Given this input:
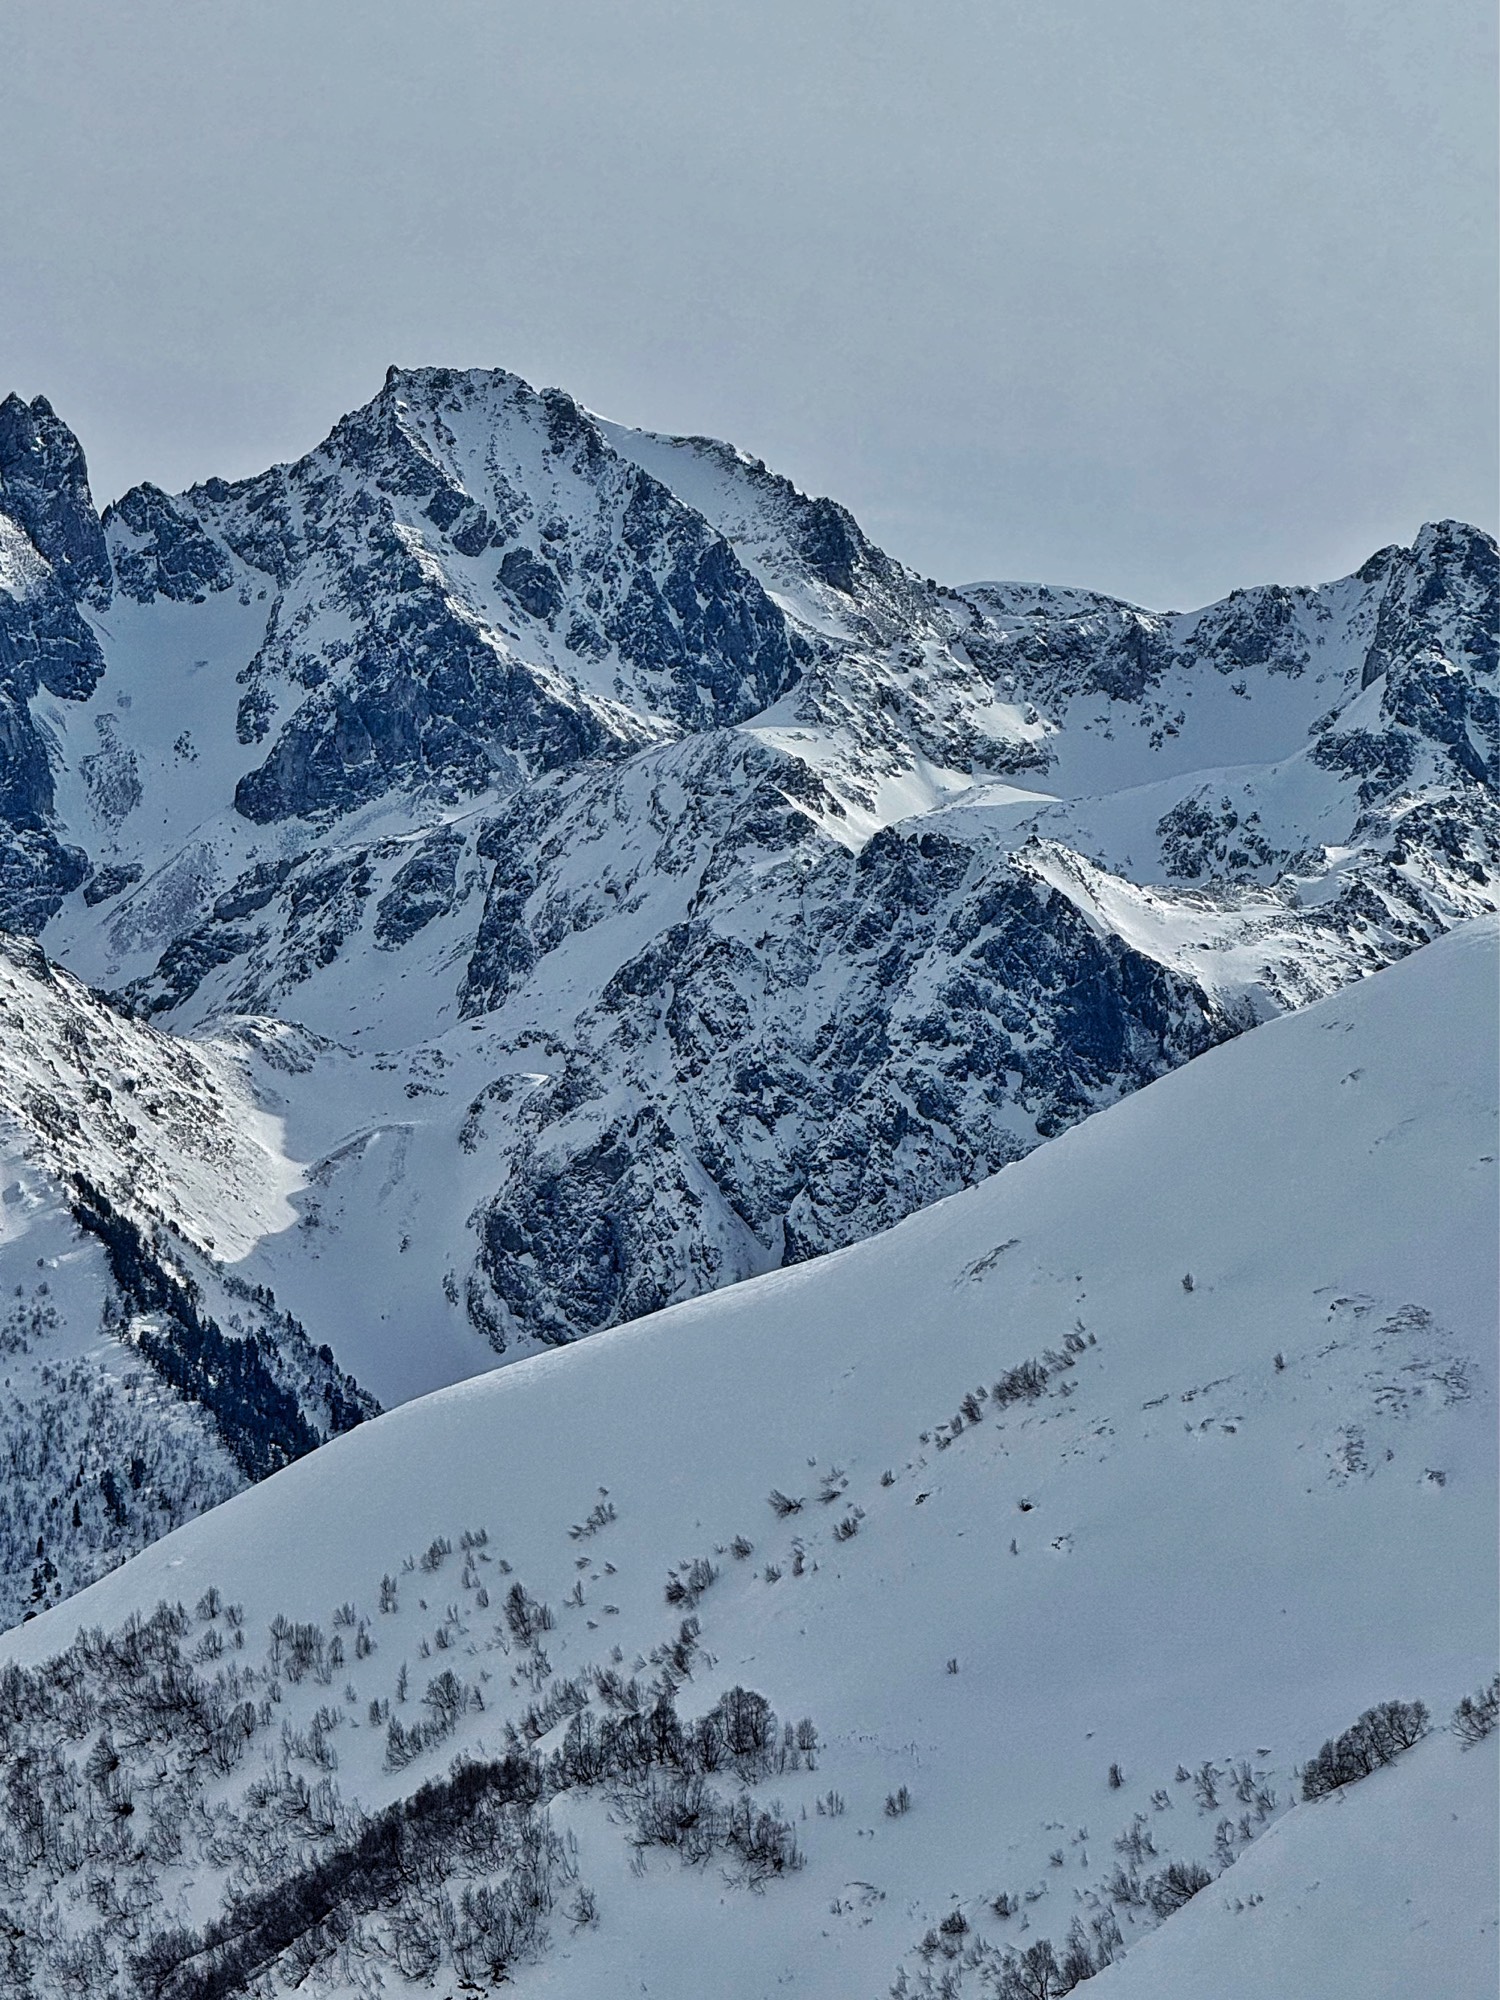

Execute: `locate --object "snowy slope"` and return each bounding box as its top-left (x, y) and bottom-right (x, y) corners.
top-left (0, 931), bottom-right (299, 1260)
top-left (0, 932), bottom-right (374, 1626)
top-left (1086, 1728), bottom-right (1497, 2000)
top-left (2, 919), bottom-right (1492, 1998)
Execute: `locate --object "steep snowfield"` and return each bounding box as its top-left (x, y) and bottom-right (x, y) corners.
top-left (1088, 1729), bottom-right (1497, 2000)
top-left (0, 930), bottom-right (300, 1262)
top-left (4, 919), bottom-right (1492, 1998)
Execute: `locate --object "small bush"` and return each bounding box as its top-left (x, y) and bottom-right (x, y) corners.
top-left (993, 1939), bottom-right (1063, 1999)
top-left (1113, 1814), bottom-right (1155, 1864)
top-left (1452, 1676), bottom-right (1499, 1746)
top-left (884, 1785), bottom-right (912, 1817)
top-left (664, 1556), bottom-right (718, 1610)
top-left (503, 1581), bottom-right (555, 1646)
top-left (993, 1360), bottom-right (1048, 1407)
top-left (725, 1793), bottom-right (802, 1883)
top-left (568, 1885), bottom-right (599, 1928)
top-left (1145, 1858), bottom-right (1213, 1916)
top-left (569, 1500), bottom-right (617, 1540)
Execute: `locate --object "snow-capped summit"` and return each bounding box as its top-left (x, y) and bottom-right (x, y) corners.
top-left (106, 363), bottom-right (805, 830)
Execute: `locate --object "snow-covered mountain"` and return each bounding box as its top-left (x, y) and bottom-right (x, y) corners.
top-left (1, 919), bottom-right (1492, 1998)
top-left (0, 930), bottom-right (374, 1628)
top-left (0, 364), bottom-right (1495, 1605)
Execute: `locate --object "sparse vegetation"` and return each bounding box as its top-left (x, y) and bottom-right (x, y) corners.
top-left (991, 1359), bottom-right (1049, 1407)
top-left (569, 1498), bottom-right (617, 1540)
top-left (664, 1556), bottom-right (719, 1610)
top-left (0, 1569), bottom-right (817, 1998)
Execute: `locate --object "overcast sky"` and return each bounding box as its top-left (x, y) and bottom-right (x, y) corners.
top-left (1, 0), bottom-right (1493, 608)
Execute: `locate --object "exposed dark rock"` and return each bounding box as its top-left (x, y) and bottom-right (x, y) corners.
top-left (0, 825), bottom-right (88, 933)
top-left (0, 393), bottom-right (111, 607)
top-left (498, 546), bottom-right (563, 621)
top-left (82, 860), bottom-right (144, 906)
top-left (107, 483), bottom-right (235, 601)
top-left (374, 827), bottom-right (466, 946)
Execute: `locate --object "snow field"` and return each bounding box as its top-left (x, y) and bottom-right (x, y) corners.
top-left (4, 919), bottom-right (1492, 1996)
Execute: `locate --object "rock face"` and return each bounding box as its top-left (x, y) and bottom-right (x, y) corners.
top-left (100, 367), bottom-right (803, 829)
top-left (0, 397), bottom-right (109, 931)
top-left (0, 393), bottom-right (112, 608)
top-left (0, 364), bottom-right (1495, 1384)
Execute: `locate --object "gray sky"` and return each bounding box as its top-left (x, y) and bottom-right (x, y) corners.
top-left (1, 0), bottom-right (1494, 608)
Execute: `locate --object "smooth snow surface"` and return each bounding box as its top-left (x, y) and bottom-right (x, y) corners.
top-left (7, 920), bottom-right (1494, 1998)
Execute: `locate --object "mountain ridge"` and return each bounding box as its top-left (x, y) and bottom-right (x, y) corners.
top-left (0, 361), bottom-right (1493, 1594)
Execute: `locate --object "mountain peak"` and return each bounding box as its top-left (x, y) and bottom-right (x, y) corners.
top-left (0, 391), bottom-right (111, 606)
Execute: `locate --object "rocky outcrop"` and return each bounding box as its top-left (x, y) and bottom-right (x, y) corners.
top-left (0, 393), bottom-right (111, 609)
top-left (0, 405), bottom-right (108, 930)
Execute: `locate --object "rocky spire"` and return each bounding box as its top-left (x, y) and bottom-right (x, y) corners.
top-left (0, 393), bottom-right (111, 607)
